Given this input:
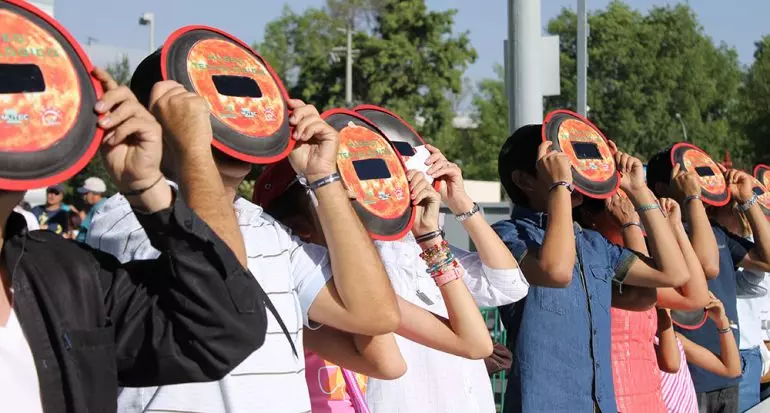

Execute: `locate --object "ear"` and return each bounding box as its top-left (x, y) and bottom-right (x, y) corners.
top-left (511, 170), bottom-right (536, 194)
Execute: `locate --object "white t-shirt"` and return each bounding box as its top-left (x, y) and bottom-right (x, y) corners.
top-left (86, 193), bottom-right (332, 413)
top-left (0, 311), bottom-right (44, 413)
top-left (736, 236), bottom-right (770, 350)
top-left (14, 206), bottom-right (40, 231)
top-left (366, 234), bottom-right (529, 413)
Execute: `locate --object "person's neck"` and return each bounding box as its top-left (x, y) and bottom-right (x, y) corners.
top-left (47, 203), bottom-right (61, 211)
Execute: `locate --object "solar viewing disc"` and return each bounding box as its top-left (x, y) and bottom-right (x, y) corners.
top-left (323, 108), bottom-right (414, 241)
top-left (753, 165), bottom-right (770, 218)
top-left (670, 309), bottom-right (709, 330)
top-left (542, 110), bottom-right (619, 199)
top-left (670, 143), bottom-right (730, 207)
top-left (0, 0), bottom-right (103, 190)
top-left (130, 25), bottom-right (292, 164)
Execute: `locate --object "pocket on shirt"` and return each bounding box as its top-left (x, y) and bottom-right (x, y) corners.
top-left (536, 285), bottom-right (575, 315)
top-left (589, 265), bottom-right (612, 311)
top-left (63, 326), bottom-right (118, 411)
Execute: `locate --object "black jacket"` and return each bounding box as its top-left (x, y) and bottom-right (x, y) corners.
top-left (3, 194), bottom-right (268, 413)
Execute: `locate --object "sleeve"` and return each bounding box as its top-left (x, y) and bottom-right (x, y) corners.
top-left (284, 230), bottom-right (333, 328)
top-left (84, 195), bottom-right (161, 263)
top-left (93, 193), bottom-right (267, 387)
top-left (604, 238), bottom-right (638, 284)
top-left (451, 246), bottom-right (529, 308)
top-left (735, 267), bottom-right (768, 298)
top-left (491, 221), bottom-right (538, 263)
top-left (723, 228), bottom-right (753, 266)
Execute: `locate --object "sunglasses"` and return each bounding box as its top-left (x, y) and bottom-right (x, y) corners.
top-left (47, 190), bottom-right (61, 195)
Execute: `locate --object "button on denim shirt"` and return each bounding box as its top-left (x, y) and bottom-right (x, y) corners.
top-left (493, 206), bottom-right (637, 413)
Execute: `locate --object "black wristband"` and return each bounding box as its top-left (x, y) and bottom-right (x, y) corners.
top-left (123, 175), bottom-right (164, 197)
top-left (415, 229), bottom-right (444, 244)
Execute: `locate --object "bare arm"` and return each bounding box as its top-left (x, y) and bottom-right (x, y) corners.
top-left (677, 294), bottom-right (741, 378)
top-left (657, 211), bottom-right (710, 310)
top-left (655, 309), bottom-right (681, 374)
top-left (304, 327), bottom-right (406, 380)
top-left (524, 186), bottom-right (576, 287)
top-left (739, 203), bottom-right (770, 272)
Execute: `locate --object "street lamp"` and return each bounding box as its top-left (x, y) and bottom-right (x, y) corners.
top-left (138, 12), bottom-right (155, 54)
top-left (675, 113), bottom-right (689, 143)
top-left (330, 26), bottom-right (359, 106)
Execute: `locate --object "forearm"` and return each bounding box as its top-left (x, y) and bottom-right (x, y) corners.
top-left (655, 326), bottom-right (681, 373)
top-left (176, 148), bottom-right (247, 266)
top-left (685, 199), bottom-right (720, 277)
top-left (715, 318), bottom-right (742, 377)
top-left (670, 221), bottom-right (710, 308)
top-left (449, 195), bottom-right (517, 269)
top-left (621, 225), bottom-right (648, 255)
top-left (304, 327), bottom-right (406, 380)
top-left (630, 190), bottom-right (689, 286)
top-left (314, 181), bottom-right (398, 332)
top-left (747, 204), bottom-right (770, 264)
top-left (538, 188), bottom-right (576, 282)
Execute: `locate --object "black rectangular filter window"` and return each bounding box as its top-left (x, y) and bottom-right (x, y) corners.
top-left (695, 166), bottom-right (716, 177)
top-left (0, 64), bottom-right (45, 93)
top-left (212, 75), bottom-right (262, 98)
top-left (572, 142), bottom-right (603, 160)
top-left (754, 187), bottom-right (765, 197)
top-left (353, 158), bottom-right (391, 181)
top-left (392, 141), bottom-right (416, 157)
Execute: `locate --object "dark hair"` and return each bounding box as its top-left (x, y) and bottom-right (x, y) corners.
top-left (263, 182), bottom-right (313, 222)
top-left (498, 124), bottom-right (543, 206)
top-left (645, 145), bottom-right (674, 197)
top-left (129, 49), bottom-right (163, 109)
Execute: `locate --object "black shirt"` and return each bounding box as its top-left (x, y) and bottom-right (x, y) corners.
top-left (3, 193), bottom-right (269, 413)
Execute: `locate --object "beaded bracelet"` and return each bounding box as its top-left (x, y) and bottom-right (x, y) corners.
top-left (419, 240), bottom-right (450, 261)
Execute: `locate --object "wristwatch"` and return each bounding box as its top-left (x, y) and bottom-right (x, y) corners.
top-left (455, 202), bottom-right (481, 222)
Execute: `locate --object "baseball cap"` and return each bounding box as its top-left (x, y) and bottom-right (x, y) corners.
top-left (77, 177), bottom-right (107, 194)
top-left (47, 184), bottom-right (65, 193)
top-left (252, 159), bottom-right (298, 211)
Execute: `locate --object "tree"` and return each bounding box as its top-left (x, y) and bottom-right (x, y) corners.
top-left (105, 54), bottom-right (131, 86)
top-left (255, 0), bottom-right (477, 152)
top-left (739, 36), bottom-right (770, 165)
top-left (545, 2), bottom-right (746, 164)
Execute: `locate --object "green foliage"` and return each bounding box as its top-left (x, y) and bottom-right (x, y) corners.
top-left (740, 36), bottom-right (770, 165)
top-left (255, 0), bottom-right (477, 153)
top-left (105, 54), bottom-right (132, 86)
top-left (545, 2), bottom-right (745, 165)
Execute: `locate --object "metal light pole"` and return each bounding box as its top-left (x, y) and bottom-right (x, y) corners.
top-left (332, 25), bottom-right (359, 106)
top-left (507, 0), bottom-right (543, 130)
top-left (577, 0), bottom-right (588, 116)
top-left (139, 12), bottom-right (155, 54)
top-left (675, 113), bottom-right (689, 143)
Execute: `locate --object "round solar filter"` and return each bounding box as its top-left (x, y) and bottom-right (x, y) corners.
top-left (670, 143), bottom-right (730, 207)
top-left (542, 110), bottom-right (619, 199)
top-left (670, 309), bottom-right (709, 330)
top-left (0, 0), bottom-right (103, 190)
top-left (323, 108), bottom-right (414, 241)
top-left (354, 104), bottom-right (440, 191)
top-left (130, 25), bottom-right (292, 164)
top-left (751, 167), bottom-right (770, 218)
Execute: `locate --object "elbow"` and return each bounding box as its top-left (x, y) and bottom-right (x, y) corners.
top-left (462, 336), bottom-right (495, 360)
top-left (726, 366), bottom-right (742, 379)
top-left (377, 358), bottom-right (407, 380)
top-left (703, 263), bottom-right (720, 280)
top-left (660, 360), bottom-right (680, 374)
top-left (665, 269), bottom-right (690, 288)
top-left (540, 266), bottom-right (574, 288)
top-left (364, 309), bottom-right (401, 336)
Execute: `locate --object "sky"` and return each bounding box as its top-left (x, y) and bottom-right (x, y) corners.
top-left (49, 0), bottom-right (770, 82)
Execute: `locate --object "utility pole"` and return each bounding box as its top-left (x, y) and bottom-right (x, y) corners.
top-left (86, 36), bottom-right (97, 46)
top-left (507, 0), bottom-right (543, 130)
top-left (675, 113), bottom-right (689, 143)
top-left (139, 12), bottom-right (155, 54)
top-left (577, 0), bottom-right (588, 116)
top-left (332, 25), bottom-right (359, 106)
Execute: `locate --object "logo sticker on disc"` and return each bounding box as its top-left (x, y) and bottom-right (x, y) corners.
top-left (0, 0), bottom-right (102, 190)
top-left (323, 109), bottom-right (414, 241)
top-left (354, 104), bottom-right (440, 191)
top-left (131, 25), bottom-right (292, 164)
top-left (753, 165), bottom-right (770, 218)
top-left (542, 110), bottom-right (619, 199)
top-left (671, 309), bottom-right (709, 330)
top-left (670, 143), bottom-right (729, 207)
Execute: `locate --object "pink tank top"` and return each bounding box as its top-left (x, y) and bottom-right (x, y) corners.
top-left (611, 308), bottom-right (667, 413)
top-left (658, 337), bottom-right (699, 413)
top-left (304, 350), bottom-right (369, 413)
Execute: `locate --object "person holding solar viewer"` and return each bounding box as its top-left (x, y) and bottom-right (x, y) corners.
top-left (647, 145), bottom-right (770, 413)
top-left (0, 65), bottom-right (273, 413)
top-left (494, 118), bottom-right (694, 413)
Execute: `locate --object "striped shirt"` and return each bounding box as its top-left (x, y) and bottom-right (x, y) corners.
top-left (657, 336), bottom-right (699, 413)
top-left (85, 192), bottom-right (332, 413)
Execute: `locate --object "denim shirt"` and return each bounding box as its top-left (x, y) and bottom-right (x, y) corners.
top-left (494, 206), bottom-right (637, 413)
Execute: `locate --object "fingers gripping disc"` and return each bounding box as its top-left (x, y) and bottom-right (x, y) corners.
top-left (670, 143), bottom-right (729, 207)
top-left (0, 0), bottom-right (102, 190)
top-left (753, 165), bottom-right (770, 218)
top-left (322, 109), bottom-right (414, 241)
top-left (671, 309), bottom-right (709, 330)
top-left (354, 105), bottom-right (440, 191)
top-left (542, 110), bottom-right (619, 199)
top-left (132, 25), bottom-right (292, 164)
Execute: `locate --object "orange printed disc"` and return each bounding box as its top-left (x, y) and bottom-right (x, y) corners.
top-left (323, 109), bottom-right (413, 240)
top-left (671, 143), bottom-right (729, 207)
top-left (753, 165), bottom-right (770, 218)
top-left (543, 110), bottom-right (619, 199)
top-left (0, 0), bottom-right (102, 190)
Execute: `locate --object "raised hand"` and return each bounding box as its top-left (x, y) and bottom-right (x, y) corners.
top-left (720, 165), bottom-right (754, 204)
top-left (423, 144), bottom-right (472, 214)
top-left (705, 291), bottom-right (729, 328)
top-left (659, 198), bottom-right (682, 225)
top-left (286, 100), bottom-right (339, 182)
top-left (408, 169), bottom-right (441, 236)
top-left (148, 81), bottom-right (213, 159)
top-left (614, 149), bottom-right (646, 195)
top-left (536, 141), bottom-right (572, 188)
top-left (92, 67), bottom-right (163, 194)
top-left (670, 163), bottom-right (701, 201)
top-left (605, 191), bottom-right (640, 226)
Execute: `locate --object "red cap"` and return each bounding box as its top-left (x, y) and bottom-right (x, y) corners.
top-left (253, 158), bottom-right (297, 210)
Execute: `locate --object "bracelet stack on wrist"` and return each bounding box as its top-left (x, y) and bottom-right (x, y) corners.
top-left (419, 240), bottom-right (463, 287)
top-left (738, 194), bottom-right (759, 212)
